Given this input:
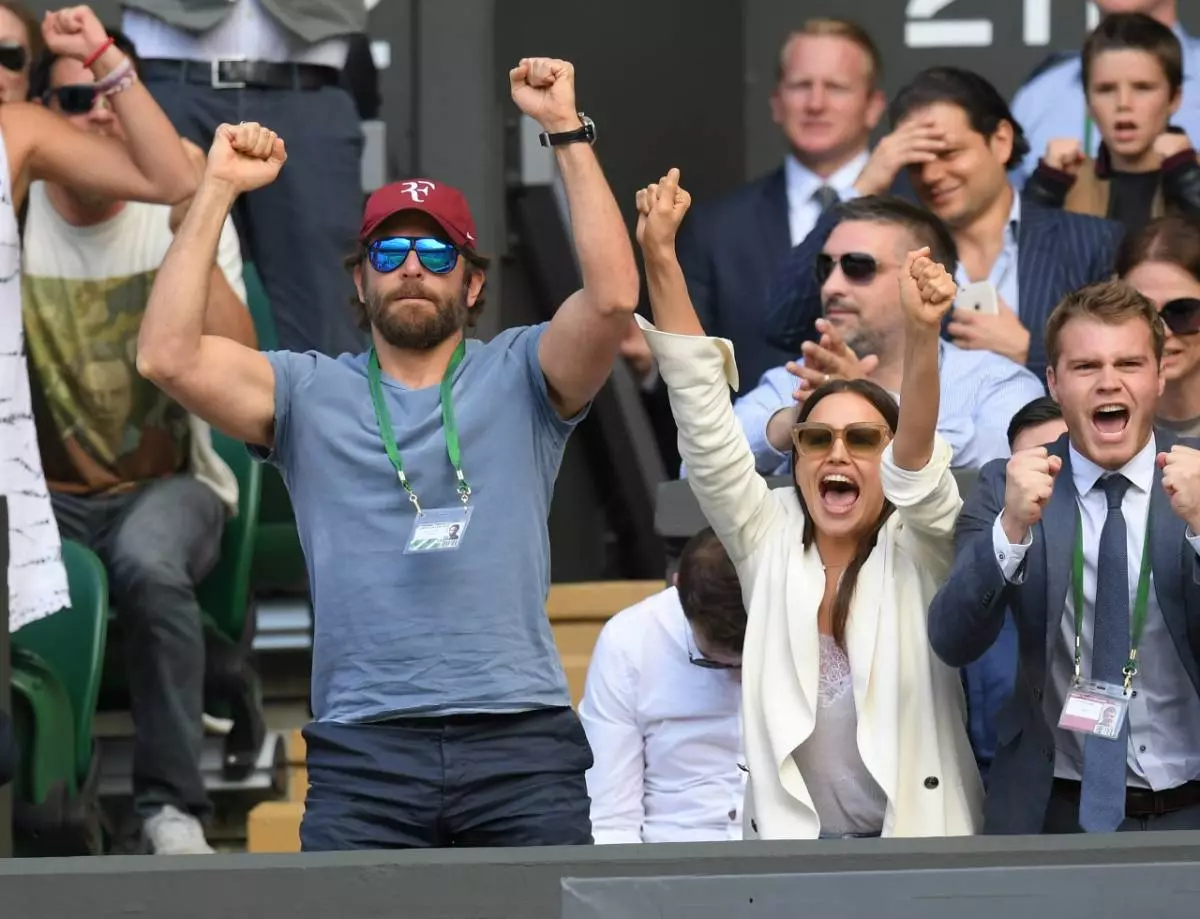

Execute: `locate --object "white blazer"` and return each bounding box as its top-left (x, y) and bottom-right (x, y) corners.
top-left (641, 318), bottom-right (983, 840)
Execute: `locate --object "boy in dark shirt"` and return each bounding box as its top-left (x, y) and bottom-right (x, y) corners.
top-left (1024, 12), bottom-right (1200, 236)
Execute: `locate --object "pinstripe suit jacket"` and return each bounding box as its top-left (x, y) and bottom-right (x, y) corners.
top-left (762, 196), bottom-right (1125, 383)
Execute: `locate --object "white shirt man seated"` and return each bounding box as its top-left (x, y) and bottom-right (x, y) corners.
top-left (579, 528), bottom-right (745, 843)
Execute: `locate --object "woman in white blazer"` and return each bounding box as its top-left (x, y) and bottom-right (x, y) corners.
top-left (633, 170), bottom-right (983, 840)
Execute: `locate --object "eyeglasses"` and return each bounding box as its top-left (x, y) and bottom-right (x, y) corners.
top-left (43, 84), bottom-right (100, 115)
top-left (791, 421), bottom-right (893, 458)
top-left (1161, 297), bottom-right (1200, 336)
top-left (815, 252), bottom-right (882, 286)
top-left (686, 630), bottom-right (740, 671)
top-left (0, 43), bottom-right (26, 74)
top-left (367, 237), bottom-right (458, 275)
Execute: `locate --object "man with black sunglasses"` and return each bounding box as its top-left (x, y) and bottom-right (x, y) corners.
top-left (137, 58), bottom-right (641, 851)
top-left (734, 196), bottom-right (1045, 478)
top-left (580, 527), bottom-right (745, 844)
top-left (21, 27), bottom-right (256, 856)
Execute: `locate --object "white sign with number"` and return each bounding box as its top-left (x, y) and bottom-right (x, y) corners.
top-left (904, 0), bottom-right (1100, 49)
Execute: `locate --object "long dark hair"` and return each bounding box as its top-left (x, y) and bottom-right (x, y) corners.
top-left (793, 378), bottom-right (900, 650)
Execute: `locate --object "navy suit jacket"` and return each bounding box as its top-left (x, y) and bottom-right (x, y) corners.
top-left (762, 195), bottom-right (1125, 383)
top-left (928, 431), bottom-right (1200, 834)
top-left (675, 168), bottom-right (796, 394)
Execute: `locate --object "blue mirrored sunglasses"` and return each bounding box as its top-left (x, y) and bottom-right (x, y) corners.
top-left (367, 236), bottom-right (459, 275)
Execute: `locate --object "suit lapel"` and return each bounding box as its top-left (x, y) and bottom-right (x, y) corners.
top-left (760, 168), bottom-right (790, 267)
top-left (1149, 429), bottom-right (1200, 691)
top-left (1040, 435), bottom-right (1077, 676)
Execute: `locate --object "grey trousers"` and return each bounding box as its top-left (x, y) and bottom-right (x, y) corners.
top-left (145, 79), bottom-right (367, 357)
top-left (52, 476), bottom-right (224, 818)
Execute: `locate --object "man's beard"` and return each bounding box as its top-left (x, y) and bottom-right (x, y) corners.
top-left (366, 278), bottom-right (470, 350)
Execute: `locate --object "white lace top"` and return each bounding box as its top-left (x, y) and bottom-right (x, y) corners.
top-left (792, 634), bottom-right (888, 837)
top-left (0, 129), bottom-right (70, 631)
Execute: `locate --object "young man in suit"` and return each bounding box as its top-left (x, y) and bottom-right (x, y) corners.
top-left (674, 18), bottom-right (886, 393)
top-left (765, 68), bottom-right (1125, 383)
top-left (929, 280), bottom-right (1200, 834)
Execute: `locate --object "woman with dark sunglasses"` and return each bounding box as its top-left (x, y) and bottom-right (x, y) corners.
top-left (1117, 216), bottom-right (1200, 438)
top-left (0, 2), bottom-right (39, 104)
top-left (1, 5), bottom-right (195, 632)
top-left (634, 169), bottom-right (982, 841)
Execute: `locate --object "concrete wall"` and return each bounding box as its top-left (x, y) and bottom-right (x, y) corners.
top-left (4, 832), bottom-right (1200, 919)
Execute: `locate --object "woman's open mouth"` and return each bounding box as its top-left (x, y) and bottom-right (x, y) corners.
top-left (1092, 403), bottom-right (1130, 439)
top-left (818, 473), bottom-right (860, 515)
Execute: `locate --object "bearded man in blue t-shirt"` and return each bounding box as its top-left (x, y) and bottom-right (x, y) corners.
top-left (135, 57), bottom-right (641, 850)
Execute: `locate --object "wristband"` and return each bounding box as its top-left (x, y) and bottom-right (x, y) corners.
top-left (83, 36), bottom-right (114, 69)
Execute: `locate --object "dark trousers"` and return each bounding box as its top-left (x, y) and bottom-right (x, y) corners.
top-left (52, 476), bottom-right (225, 818)
top-left (300, 707), bottom-right (595, 850)
top-left (1043, 779), bottom-right (1200, 832)
top-left (144, 79), bottom-right (366, 357)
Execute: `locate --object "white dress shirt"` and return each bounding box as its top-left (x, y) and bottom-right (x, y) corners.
top-left (579, 587), bottom-right (744, 844)
top-left (122, 0), bottom-right (349, 68)
top-left (784, 151), bottom-right (869, 247)
top-left (991, 435), bottom-right (1200, 791)
top-left (953, 189), bottom-right (1021, 315)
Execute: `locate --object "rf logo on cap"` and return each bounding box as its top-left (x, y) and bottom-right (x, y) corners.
top-left (399, 180), bottom-right (436, 203)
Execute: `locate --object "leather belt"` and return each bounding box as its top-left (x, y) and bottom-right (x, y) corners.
top-left (1052, 778), bottom-right (1200, 818)
top-left (140, 58), bottom-right (341, 91)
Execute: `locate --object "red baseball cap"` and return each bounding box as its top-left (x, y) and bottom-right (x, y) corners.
top-left (358, 179), bottom-right (478, 249)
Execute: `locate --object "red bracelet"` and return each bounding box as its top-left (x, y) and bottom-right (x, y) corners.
top-left (83, 36), bottom-right (114, 69)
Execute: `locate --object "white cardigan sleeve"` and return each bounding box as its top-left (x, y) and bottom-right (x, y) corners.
top-left (879, 435), bottom-right (962, 581)
top-left (638, 316), bottom-right (778, 565)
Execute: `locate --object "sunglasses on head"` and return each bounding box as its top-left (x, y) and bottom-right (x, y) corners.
top-left (0, 43), bottom-right (26, 73)
top-left (1161, 297), bottom-right (1200, 336)
top-left (791, 421), bottom-right (893, 459)
top-left (686, 631), bottom-right (740, 671)
top-left (815, 252), bottom-right (881, 287)
top-left (367, 236), bottom-right (459, 275)
top-left (43, 84), bottom-right (100, 115)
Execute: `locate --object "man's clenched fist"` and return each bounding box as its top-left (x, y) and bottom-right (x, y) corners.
top-left (1159, 445), bottom-right (1200, 533)
top-left (206, 122), bottom-right (287, 194)
top-left (509, 58), bottom-right (580, 135)
top-left (1001, 446), bottom-right (1063, 544)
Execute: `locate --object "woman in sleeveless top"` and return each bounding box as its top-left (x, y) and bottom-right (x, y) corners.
top-left (634, 169), bottom-right (983, 840)
top-left (1, 5), bottom-right (196, 630)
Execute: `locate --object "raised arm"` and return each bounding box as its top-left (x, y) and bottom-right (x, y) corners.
top-left (881, 249), bottom-right (961, 575)
top-left (636, 170), bottom-right (776, 565)
top-left (137, 123), bottom-right (283, 447)
top-left (4, 7), bottom-right (195, 206)
top-left (510, 58), bottom-right (639, 420)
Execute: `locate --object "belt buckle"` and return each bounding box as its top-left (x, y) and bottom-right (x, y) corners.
top-left (210, 57), bottom-right (247, 90)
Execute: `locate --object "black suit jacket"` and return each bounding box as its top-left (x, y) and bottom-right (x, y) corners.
top-left (674, 168), bottom-right (794, 394)
top-left (762, 195), bottom-right (1125, 382)
top-left (928, 430), bottom-right (1200, 834)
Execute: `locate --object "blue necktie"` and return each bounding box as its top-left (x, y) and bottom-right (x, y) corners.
top-left (1078, 473), bottom-right (1132, 832)
top-left (813, 186), bottom-right (839, 213)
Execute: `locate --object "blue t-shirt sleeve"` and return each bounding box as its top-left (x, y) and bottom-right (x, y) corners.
top-left (518, 322), bottom-right (590, 443)
top-left (246, 349), bottom-right (320, 470)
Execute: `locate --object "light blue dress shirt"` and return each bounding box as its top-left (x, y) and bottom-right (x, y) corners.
top-left (954, 190), bottom-right (1022, 315)
top-left (732, 339), bottom-right (1045, 476)
top-left (1011, 24), bottom-right (1200, 187)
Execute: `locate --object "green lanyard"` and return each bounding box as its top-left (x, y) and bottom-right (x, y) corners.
top-left (1071, 501), bottom-right (1153, 694)
top-left (1083, 116), bottom-right (1094, 157)
top-left (366, 340), bottom-right (471, 514)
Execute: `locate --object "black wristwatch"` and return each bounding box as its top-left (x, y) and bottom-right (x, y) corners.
top-left (539, 113), bottom-right (596, 148)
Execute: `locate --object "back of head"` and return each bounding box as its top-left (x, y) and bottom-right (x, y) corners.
top-left (1116, 214), bottom-right (1200, 280)
top-left (1006, 395), bottom-right (1064, 449)
top-left (888, 66), bottom-right (1030, 169)
top-left (676, 528), bottom-right (745, 655)
top-left (1083, 12), bottom-right (1183, 95)
top-left (833, 195), bottom-right (959, 275)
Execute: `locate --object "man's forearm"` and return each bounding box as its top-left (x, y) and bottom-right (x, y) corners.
top-left (556, 144), bottom-right (639, 313)
top-left (202, 266), bottom-right (258, 348)
top-left (643, 246), bottom-right (706, 337)
top-left (138, 178), bottom-right (237, 381)
top-left (891, 323), bottom-right (941, 470)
